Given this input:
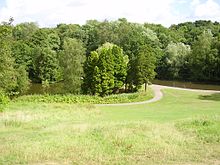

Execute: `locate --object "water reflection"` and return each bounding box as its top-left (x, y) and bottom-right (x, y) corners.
top-left (26, 83), bottom-right (64, 95)
top-left (26, 80), bottom-right (220, 95)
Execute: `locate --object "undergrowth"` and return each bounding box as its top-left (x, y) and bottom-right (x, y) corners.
top-left (13, 89), bottom-right (153, 104)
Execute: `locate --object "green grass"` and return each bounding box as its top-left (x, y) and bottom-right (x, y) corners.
top-left (0, 89), bottom-right (220, 164)
top-left (100, 89), bottom-right (220, 122)
top-left (14, 88), bottom-right (153, 104)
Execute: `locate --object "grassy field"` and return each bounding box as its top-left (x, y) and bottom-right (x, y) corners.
top-left (0, 89), bottom-right (220, 164)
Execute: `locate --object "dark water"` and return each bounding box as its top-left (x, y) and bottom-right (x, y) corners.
top-left (26, 83), bottom-right (64, 95)
top-left (26, 80), bottom-right (220, 95)
top-left (152, 80), bottom-right (220, 91)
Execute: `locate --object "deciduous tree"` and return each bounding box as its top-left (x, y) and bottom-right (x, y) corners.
top-left (60, 38), bottom-right (85, 94)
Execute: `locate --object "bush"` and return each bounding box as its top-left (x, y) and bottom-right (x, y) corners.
top-left (14, 89), bottom-right (153, 104)
top-left (0, 90), bottom-right (9, 112)
top-left (16, 65), bottom-right (30, 94)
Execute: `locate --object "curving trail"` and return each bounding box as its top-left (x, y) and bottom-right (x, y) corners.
top-left (96, 84), bottom-right (220, 107)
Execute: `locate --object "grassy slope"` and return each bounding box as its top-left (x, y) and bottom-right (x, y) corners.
top-left (0, 89), bottom-right (220, 164)
top-left (100, 89), bottom-right (220, 122)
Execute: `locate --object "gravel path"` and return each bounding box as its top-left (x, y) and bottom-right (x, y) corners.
top-left (96, 84), bottom-right (220, 107)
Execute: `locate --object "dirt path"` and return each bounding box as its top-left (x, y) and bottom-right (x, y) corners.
top-left (96, 84), bottom-right (220, 106)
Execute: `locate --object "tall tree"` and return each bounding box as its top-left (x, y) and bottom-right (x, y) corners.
top-left (60, 38), bottom-right (85, 94)
top-left (32, 47), bottom-right (61, 83)
top-left (83, 43), bottom-right (127, 96)
top-left (112, 45), bottom-right (127, 93)
top-left (83, 51), bottom-right (99, 94)
top-left (13, 22), bottom-right (38, 41)
top-left (0, 22), bottom-right (29, 94)
top-left (95, 43), bottom-right (115, 96)
top-left (0, 24), bottom-right (17, 92)
top-left (128, 45), bottom-right (156, 91)
top-left (157, 42), bottom-right (191, 80)
top-left (30, 29), bottom-right (61, 83)
top-left (190, 30), bottom-right (217, 81)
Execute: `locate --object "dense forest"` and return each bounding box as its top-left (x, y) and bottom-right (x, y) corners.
top-left (0, 18), bottom-right (220, 96)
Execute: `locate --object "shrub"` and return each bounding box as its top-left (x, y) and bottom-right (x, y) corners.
top-left (14, 89), bottom-right (153, 104)
top-left (0, 90), bottom-right (9, 112)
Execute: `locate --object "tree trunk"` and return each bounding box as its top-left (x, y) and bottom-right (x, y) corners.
top-left (144, 82), bottom-right (148, 92)
top-left (125, 83), bottom-right (128, 93)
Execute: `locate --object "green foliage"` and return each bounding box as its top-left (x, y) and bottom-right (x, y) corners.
top-left (32, 47), bottom-right (61, 82)
top-left (190, 30), bottom-right (220, 81)
top-left (84, 43), bottom-right (127, 96)
top-left (127, 45), bottom-right (156, 90)
top-left (42, 79), bottom-right (50, 94)
top-left (59, 38), bottom-right (85, 94)
top-left (13, 22), bottom-right (38, 41)
top-left (0, 90), bottom-right (9, 112)
top-left (1, 19), bottom-right (220, 95)
top-left (57, 23), bottom-right (87, 48)
top-left (96, 43), bottom-right (115, 96)
top-left (112, 46), bottom-right (128, 93)
top-left (14, 88), bottom-right (153, 104)
top-left (29, 29), bottom-right (62, 83)
top-left (11, 40), bottom-right (33, 67)
top-left (144, 23), bottom-right (183, 48)
top-left (0, 24), bottom-right (18, 93)
top-left (157, 42), bottom-right (191, 80)
top-left (0, 22), bottom-right (30, 95)
top-left (170, 20), bottom-right (220, 45)
top-left (15, 65), bottom-right (30, 94)
top-left (48, 32), bottom-right (61, 51)
top-left (137, 45), bottom-right (156, 87)
top-left (83, 51), bottom-right (99, 94)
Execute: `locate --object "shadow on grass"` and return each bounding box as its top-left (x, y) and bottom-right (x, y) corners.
top-left (199, 93), bottom-right (220, 101)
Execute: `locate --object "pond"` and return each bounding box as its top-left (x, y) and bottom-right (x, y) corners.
top-left (26, 80), bottom-right (220, 95)
top-left (26, 83), bottom-right (64, 95)
top-left (152, 79), bottom-right (220, 91)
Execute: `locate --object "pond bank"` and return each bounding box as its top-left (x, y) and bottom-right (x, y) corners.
top-left (153, 79), bottom-right (220, 91)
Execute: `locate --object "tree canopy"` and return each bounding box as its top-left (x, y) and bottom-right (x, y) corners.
top-left (1, 18), bottom-right (220, 96)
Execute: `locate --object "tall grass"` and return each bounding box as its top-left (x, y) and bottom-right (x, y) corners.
top-left (1, 89), bottom-right (220, 164)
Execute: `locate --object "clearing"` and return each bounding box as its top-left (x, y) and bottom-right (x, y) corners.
top-left (0, 87), bottom-right (220, 164)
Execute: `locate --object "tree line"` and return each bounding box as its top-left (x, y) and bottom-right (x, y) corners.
top-left (0, 18), bottom-right (220, 96)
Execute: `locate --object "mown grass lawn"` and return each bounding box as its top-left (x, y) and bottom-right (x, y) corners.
top-left (0, 89), bottom-right (220, 164)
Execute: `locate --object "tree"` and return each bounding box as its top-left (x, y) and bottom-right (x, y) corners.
top-left (15, 65), bottom-right (30, 94)
top-left (32, 47), bottom-right (61, 83)
top-left (212, 36), bottom-right (220, 81)
top-left (11, 40), bottom-right (33, 69)
top-left (57, 23), bottom-right (87, 48)
top-left (0, 24), bottom-right (17, 92)
top-left (13, 22), bottom-right (38, 41)
top-left (83, 51), bottom-right (99, 94)
top-left (190, 31), bottom-right (213, 81)
top-left (82, 20), bottom-right (102, 55)
top-left (112, 45), bottom-right (127, 93)
top-left (94, 43), bottom-right (115, 96)
top-left (30, 29), bottom-right (62, 83)
top-left (83, 43), bottom-right (127, 96)
top-left (128, 45), bottom-right (156, 91)
top-left (0, 22), bottom-right (29, 94)
top-left (190, 30), bottom-right (216, 81)
top-left (60, 38), bottom-right (85, 94)
top-left (157, 42), bottom-right (191, 80)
